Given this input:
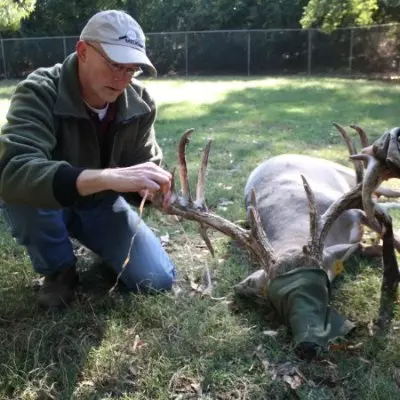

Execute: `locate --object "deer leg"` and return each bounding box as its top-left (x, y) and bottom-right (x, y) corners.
top-left (375, 211), bottom-right (400, 329)
top-left (377, 212), bottom-right (400, 294)
top-left (374, 186), bottom-right (400, 198)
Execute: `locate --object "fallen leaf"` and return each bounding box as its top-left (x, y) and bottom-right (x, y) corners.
top-left (347, 342), bottom-right (363, 350)
top-left (160, 232), bottom-right (170, 246)
top-left (133, 334), bottom-right (147, 351)
top-left (263, 330), bottom-right (279, 338)
top-left (79, 380), bottom-right (95, 387)
top-left (169, 374), bottom-right (202, 397)
top-left (254, 345), bottom-right (306, 390)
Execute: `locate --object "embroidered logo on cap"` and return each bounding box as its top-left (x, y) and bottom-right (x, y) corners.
top-left (118, 30), bottom-right (144, 48)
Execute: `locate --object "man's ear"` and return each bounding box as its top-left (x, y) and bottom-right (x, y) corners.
top-left (76, 40), bottom-right (88, 62)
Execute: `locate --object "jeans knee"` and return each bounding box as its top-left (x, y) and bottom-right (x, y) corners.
top-left (2, 205), bottom-right (66, 246)
top-left (122, 262), bottom-right (176, 293)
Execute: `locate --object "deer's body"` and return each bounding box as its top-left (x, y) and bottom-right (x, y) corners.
top-left (245, 154), bottom-right (364, 269)
top-left (157, 126), bottom-right (400, 359)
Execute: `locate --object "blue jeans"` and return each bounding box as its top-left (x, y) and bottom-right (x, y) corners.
top-left (2, 194), bottom-right (176, 292)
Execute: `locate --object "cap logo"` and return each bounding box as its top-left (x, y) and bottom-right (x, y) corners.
top-left (118, 30), bottom-right (144, 48)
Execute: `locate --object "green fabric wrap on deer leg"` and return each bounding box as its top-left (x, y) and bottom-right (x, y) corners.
top-left (267, 268), bottom-right (355, 356)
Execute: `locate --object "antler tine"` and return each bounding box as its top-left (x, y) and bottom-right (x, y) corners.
top-left (248, 188), bottom-right (277, 273)
top-left (351, 153), bottom-right (386, 231)
top-left (318, 183), bottom-right (362, 250)
top-left (333, 122), bottom-right (363, 183)
top-left (168, 167), bottom-right (177, 204)
top-left (178, 128), bottom-right (194, 206)
top-left (155, 130), bottom-right (277, 275)
top-left (199, 225), bottom-right (215, 257)
top-left (194, 139), bottom-right (212, 210)
top-left (300, 175), bottom-right (321, 259)
top-left (350, 124), bottom-right (369, 148)
top-left (193, 139), bottom-right (215, 256)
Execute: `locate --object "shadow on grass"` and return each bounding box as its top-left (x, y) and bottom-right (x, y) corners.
top-left (0, 209), bottom-right (153, 398)
top-left (0, 252), bottom-right (129, 398)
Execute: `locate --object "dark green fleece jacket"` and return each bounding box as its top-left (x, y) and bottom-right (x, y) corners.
top-left (0, 52), bottom-right (162, 208)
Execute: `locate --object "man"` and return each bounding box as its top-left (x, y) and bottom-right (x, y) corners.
top-left (0, 10), bottom-right (176, 309)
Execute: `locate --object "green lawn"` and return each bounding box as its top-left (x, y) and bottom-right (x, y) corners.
top-left (1, 77), bottom-right (400, 399)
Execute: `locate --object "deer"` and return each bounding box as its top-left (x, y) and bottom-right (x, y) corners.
top-left (153, 124), bottom-right (400, 359)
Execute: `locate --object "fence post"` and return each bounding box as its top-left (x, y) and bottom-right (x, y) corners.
top-left (63, 37), bottom-right (67, 59)
top-left (247, 31), bottom-right (251, 76)
top-left (307, 30), bottom-right (313, 75)
top-left (185, 33), bottom-right (188, 77)
top-left (1, 40), bottom-right (7, 79)
top-left (348, 28), bottom-right (354, 75)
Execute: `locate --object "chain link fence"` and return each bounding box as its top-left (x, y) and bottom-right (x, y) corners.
top-left (1, 24), bottom-right (400, 79)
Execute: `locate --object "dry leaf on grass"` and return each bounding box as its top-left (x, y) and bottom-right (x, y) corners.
top-left (169, 373), bottom-right (202, 399)
top-left (132, 334), bottom-right (148, 351)
top-left (254, 345), bottom-right (306, 390)
top-left (262, 330), bottom-right (279, 338)
top-left (328, 341), bottom-right (363, 352)
top-left (189, 265), bottom-right (226, 301)
top-left (160, 232), bottom-right (170, 246)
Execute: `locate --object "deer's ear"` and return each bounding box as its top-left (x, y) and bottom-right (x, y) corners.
top-left (323, 243), bottom-right (360, 281)
top-left (234, 269), bottom-right (268, 298)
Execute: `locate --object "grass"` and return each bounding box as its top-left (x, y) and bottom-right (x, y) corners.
top-left (1, 76), bottom-right (400, 399)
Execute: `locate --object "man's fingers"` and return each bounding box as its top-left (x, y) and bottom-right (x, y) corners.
top-left (143, 179), bottom-right (160, 191)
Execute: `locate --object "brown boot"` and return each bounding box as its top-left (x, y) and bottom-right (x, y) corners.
top-left (37, 266), bottom-right (79, 309)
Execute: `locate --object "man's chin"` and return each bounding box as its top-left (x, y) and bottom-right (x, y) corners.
top-left (102, 88), bottom-right (123, 102)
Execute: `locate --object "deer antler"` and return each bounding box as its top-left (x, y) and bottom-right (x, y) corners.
top-left (333, 122), bottom-right (371, 184)
top-left (153, 129), bottom-right (277, 275)
top-left (317, 183), bottom-right (363, 252)
top-left (350, 153), bottom-right (386, 231)
top-left (301, 175), bottom-right (320, 258)
top-left (332, 123), bottom-right (391, 232)
top-left (178, 129), bottom-right (194, 206)
top-left (350, 124), bottom-right (369, 148)
top-left (300, 176), bottom-right (363, 261)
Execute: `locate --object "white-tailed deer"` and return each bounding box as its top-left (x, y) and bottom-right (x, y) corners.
top-left (154, 124), bottom-right (400, 359)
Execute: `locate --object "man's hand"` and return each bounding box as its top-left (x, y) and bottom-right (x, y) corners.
top-left (76, 162), bottom-right (172, 196)
top-left (139, 184), bottom-right (174, 210)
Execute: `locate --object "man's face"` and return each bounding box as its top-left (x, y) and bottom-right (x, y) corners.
top-left (77, 41), bottom-right (142, 106)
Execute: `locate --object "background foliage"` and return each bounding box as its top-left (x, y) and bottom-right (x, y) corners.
top-left (1, 0), bottom-right (400, 36)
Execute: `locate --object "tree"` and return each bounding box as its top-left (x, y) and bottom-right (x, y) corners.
top-left (0, 0), bottom-right (36, 31)
top-left (20, 0), bottom-right (129, 36)
top-left (300, 0), bottom-right (399, 32)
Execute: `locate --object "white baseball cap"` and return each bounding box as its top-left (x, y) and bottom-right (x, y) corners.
top-left (80, 10), bottom-right (157, 76)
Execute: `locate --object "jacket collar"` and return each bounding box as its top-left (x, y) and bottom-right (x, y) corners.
top-left (53, 53), bottom-right (151, 122)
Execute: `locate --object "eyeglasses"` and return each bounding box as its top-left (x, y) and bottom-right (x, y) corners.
top-left (86, 42), bottom-right (143, 78)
